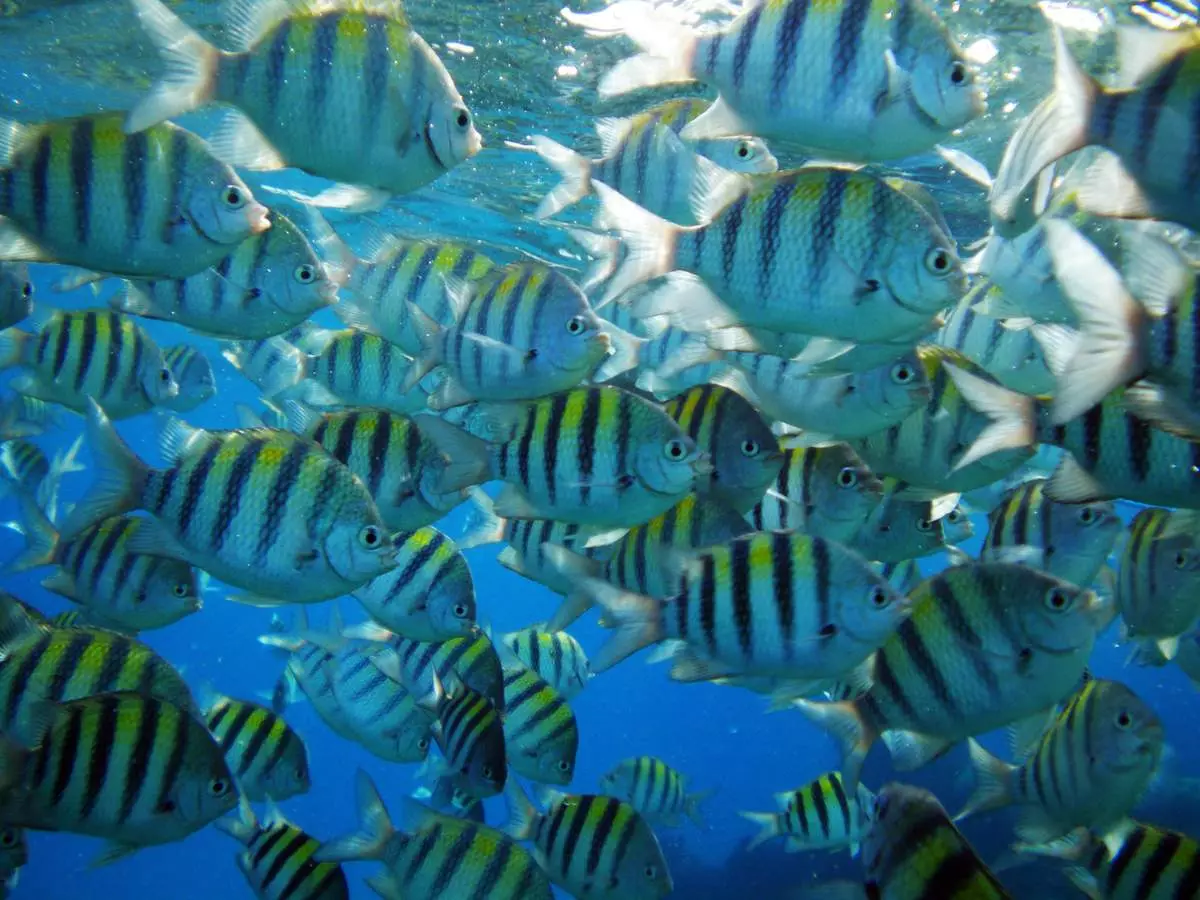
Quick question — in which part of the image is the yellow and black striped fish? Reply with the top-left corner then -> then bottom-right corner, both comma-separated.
741,771 -> 874,854
0,112 -> 267,277
501,663 -> 578,786
420,675 -> 507,801
1057,819 -> 1200,900
260,607 -> 358,742
330,642 -> 433,764
1115,507 -> 1200,663
390,631 -> 505,715
499,626 -> 590,700
204,692 -> 311,803
159,345 -> 215,414
601,756 -> 711,829
218,800 -> 348,900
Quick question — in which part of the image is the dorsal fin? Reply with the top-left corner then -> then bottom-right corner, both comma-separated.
225,0 -> 408,52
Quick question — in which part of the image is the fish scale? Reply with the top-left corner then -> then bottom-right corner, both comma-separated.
500,665 -> 578,785
747,444 -> 882,541
204,694 -> 310,803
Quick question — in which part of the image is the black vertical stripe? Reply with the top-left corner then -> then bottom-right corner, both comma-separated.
831,0 -> 872,106
218,703 -> 255,754
177,439 -> 222,539
256,440 -> 309,564
515,403 -> 536,490
811,776 -> 830,836
1082,405 -> 1104,470
810,172 -> 848,293
771,0 -> 809,105
921,845 -> 995,896
80,694 -> 118,818
262,831 -> 309,889
94,633 -> 130,692
212,438 -> 262,552
236,714 -> 274,778
1127,414 -> 1153,481
542,392 -> 569,507
73,312 -> 97,393
758,178 -> 791,298
367,413 -> 393,496
772,531 -> 795,656
277,845 -> 327,900
731,2 -> 762,89
543,802 -> 570,862
4,634 -> 51,728
730,537 -> 753,658
309,13 -> 338,129
156,705 -> 189,812
123,129 -> 148,249
50,317 -> 71,380
699,554 -> 717,651
1133,56 -> 1186,174
577,387 -> 601,508
87,515 -> 128,596
1106,826 -> 1146,894
559,795 -> 594,876
266,20 -> 293,112
49,632 -> 91,699
163,129 -> 189,245
69,117 -> 94,246
30,131 -> 52,237
51,702 -> 84,806
102,312 -> 126,396
473,832 -> 515,896
828,774 -> 851,837
812,537 -> 831,641
932,577 -> 999,701
719,195 -> 746,286
252,824 -> 289,867
586,798 -> 621,877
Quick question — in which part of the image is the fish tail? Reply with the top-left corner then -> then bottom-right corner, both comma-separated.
125,0 -> 222,134
541,543 -> 605,630
5,486 -> 59,573
502,776 -> 539,842
684,789 -> 715,828
0,328 -> 29,370
790,699 -> 876,793
592,182 -> 680,305
739,811 -> 782,852
41,434 -> 85,522
60,401 -> 151,538
586,578 -> 666,673
531,136 -> 593,219
458,488 -> 506,551
945,363 -> 1038,471
317,770 -> 398,864
956,738 -> 1017,821
561,3 -> 696,99
592,320 -> 644,383
214,795 -> 259,843
414,415 -> 494,495
400,302 -> 444,392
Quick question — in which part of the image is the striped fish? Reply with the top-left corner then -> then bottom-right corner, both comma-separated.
204,693 -> 311,803
218,799 -> 348,900
600,756 -> 711,829
0,112 -> 268,276
500,664 -> 578,785
0,691 -> 237,865
338,237 -> 496,356
596,167 -> 965,344
64,404 -> 397,604
330,643 -> 434,764
981,478 -> 1120,587
505,781 -> 673,900
855,783 -> 1011,899
432,385 -> 708,529
419,674 -> 507,801
589,530 -> 912,683
113,211 -> 337,340
544,493 -> 753,631
352,526 -> 477,642
159,345 -> 215,414
959,679 -> 1163,845
318,771 -> 554,900
0,392 -> 60,440
407,262 -> 613,410
532,97 -> 777,223
793,563 -> 1104,789
662,383 -> 781,513
853,488 -> 956,564
0,263 -> 31,330
0,439 -> 47,494
127,0 -> 480,194
0,594 -> 196,735
747,444 -> 883,542
498,626 -> 590,700
741,771 -> 874,853
935,296 -> 1055,396
389,632 -> 505,715
0,309 -> 179,418
577,0 -> 983,162
1059,819 -> 1200,900
631,322 -> 730,400
1116,507 -> 1200,662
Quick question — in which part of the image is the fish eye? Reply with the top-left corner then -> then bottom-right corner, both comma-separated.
172,583 -> 189,597
869,586 -> 890,608
566,315 -> 587,335
208,777 -> 231,796
482,765 -> 494,779
221,186 -> 246,209
0,831 -> 16,848
837,467 -> 858,488
359,525 -> 382,548
453,603 -> 469,618
557,759 -> 571,772
736,141 -> 751,159
20,282 -> 31,298
418,737 -> 430,751
454,107 -> 471,129
924,248 -> 953,276
1044,587 -> 1070,611
294,264 -> 317,284
1176,551 -> 1190,569
917,517 -> 933,533
1115,710 -> 1133,730
663,439 -> 687,461
890,363 -> 914,384
644,865 -> 658,879
160,367 -> 172,383
1078,507 -> 1096,525
740,438 -> 760,457
863,278 -> 881,293
950,61 -> 967,85
947,510 -> 961,523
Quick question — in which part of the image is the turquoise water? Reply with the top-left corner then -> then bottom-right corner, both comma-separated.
0,0 -> 1197,897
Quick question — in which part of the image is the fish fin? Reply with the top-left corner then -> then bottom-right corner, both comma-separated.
1156,635 -> 1181,661
936,145 -> 994,190
585,579 -> 665,672
428,375 -> 483,412
576,2 -> 696,99
1120,380 -> 1200,440
41,571 -> 82,602
43,434 -> 85,524
0,594 -> 44,658
684,788 -> 713,828
208,109 -> 286,171
400,303 -> 445,393
415,416 -> 493,494
502,775 -> 539,841
945,364 -> 1038,471
679,96 -> 752,142
1073,153 -> 1154,220
739,811 -> 781,851
1014,808 -> 1067,847
593,321 -> 644,383
124,0 -> 221,133
158,415 -> 210,466
306,183 -> 391,214
1029,324 -> 1079,380
989,25 -> 1097,228
1116,23 -> 1200,86
848,842 -> 860,859
668,647 -> 739,683
546,590 -> 596,632
1044,455 -> 1109,503
688,148 -> 747,225
1122,227 -> 1191,318
1043,220 -> 1145,424
592,182 -> 681,305
882,729 -> 953,771
214,794 -> 260,843
491,484 -> 543,520
627,271 -> 735,332
90,842 -> 143,868
225,593 -> 293,608
789,699 -> 875,792
458,488 -> 506,551
60,401 -> 150,538
0,328 -> 30,370
316,770 -> 398,863
956,738 -> 1017,820
0,223 -> 45,263
5,488 -> 58,573
0,119 -> 29,168
1008,708 -> 1056,761
531,135 -> 593,219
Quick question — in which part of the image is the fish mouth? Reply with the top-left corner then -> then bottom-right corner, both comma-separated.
246,202 -> 271,236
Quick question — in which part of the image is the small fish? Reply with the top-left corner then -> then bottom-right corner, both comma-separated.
159,344 -> 216,414
432,385 -> 708,528
318,771 -> 554,900
505,780 -> 673,900
1116,507 -> 1200,663
853,486 -> 959,564
958,679 -> 1163,846
0,435 -> 84,515
127,0 -> 481,196
113,210 -> 337,340
0,309 -> 179,418
533,97 -> 776,223
203,692 -> 311,803
351,526 -> 477,642
587,530 -> 911,683
390,631 -> 506,714
0,264 -> 31,330
741,771 -> 874,854
0,691 -> 236,866
417,674 -> 507,801
498,626 -> 591,700
0,393 -> 60,441
217,799 -> 348,900
500,663 -> 578,785
63,404 -> 397,605
793,563 -> 1105,788
600,756 -> 711,828
569,0 -> 983,162
0,112 -> 268,277
746,444 -> 884,542
981,478 -> 1121,587
662,383 -> 782,513
934,298 -> 1057,396
1036,820 -> 1200,900
330,642 -> 434,764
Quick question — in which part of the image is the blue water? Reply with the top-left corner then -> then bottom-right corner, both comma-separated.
0,0 -> 1198,897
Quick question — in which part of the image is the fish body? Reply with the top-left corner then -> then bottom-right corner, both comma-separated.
330,643 -> 433,763
422,676 -> 507,801
601,756 -> 710,828
1116,507 -> 1200,660
740,771 -> 873,853
262,612 -> 359,742
390,632 -> 505,714
935,300 -> 1055,395
852,489 -> 952,563
499,626 -> 590,699
204,694 -> 311,803
1063,820 -> 1200,900
160,345 -> 215,414
219,802 -> 348,900
500,665 -> 578,785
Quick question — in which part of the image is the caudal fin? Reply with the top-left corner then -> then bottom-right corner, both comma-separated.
586,578 -> 666,672
739,810 -> 782,851
316,770 -> 397,864
531,136 -> 593,219
955,738 -> 1017,821
5,487 -> 59,573
945,364 -> 1039,471
60,401 -> 150,539
592,183 -> 680,306
790,699 -> 877,792
125,0 -> 222,134
561,2 -> 697,99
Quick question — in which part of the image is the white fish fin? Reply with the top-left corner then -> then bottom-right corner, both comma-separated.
881,729 -> 953,771
927,492 -> 961,522
989,26 -> 1097,229
1123,228 -> 1191,318
1044,455 -> 1109,503
568,228 -> 622,294
1043,219 -> 1144,424
315,770 -> 397,864
1073,153 -> 1154,220
281,399 -> 320,436
1029,324 -> 1079,379
491,483 -> 544,520
945,364 -> 1038,471
679,96 -> 753,142
125,0 -> 221,134
983,545 -> 1047,569
705,326 -> 764,353
306,183 -> 391,214
501,776 -> 540,842
649,331 -> 720,382
52,268 -> 108,294
789,699 -> 875,792
580,578 -> 664,672
588,1 -> 697,99
1009,708 -> 1057,761
1116,23 -> 1200,87
0,119 -> 29,169
208,109 -> 286,171
458,487 -> 505,551
626,271 -> 735,331
0,222 -> 46,263
594,116 -> 634,157
428,374 -> 482,411
108,281 -> 159,318
1157,636 -> 1181,661
592,182 -> 680,305
413,415 -> 492,494
793,338 -> 857,369
739,811 -> 782,851
332,296 -> 378,333
687,147 -> 747,225
955,738 -> 1017,821
936,145 -> 994,190
125,518 -> 192,562
60,401 -> 151,538
6,486 -> 58,573
158,415 -> 210,466
593,321 -> 644,383
531,135 -> 593,220
90,842 -> 143,868
669,647 -> 739,683
1120,381 -> 1200,440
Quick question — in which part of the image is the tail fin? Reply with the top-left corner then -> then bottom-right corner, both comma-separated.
414,416 -> 493,494
685,788 -> 715,828
125,0 -> 222,134
945,364 -> 1038,471
458,488 -> 506,551
0,329 -> 29,370
739,811 -> 783,851
502,776 -> 540,841
541,543 -> 606,631
399,303 -> 445,393
316,770 -> 398,864
215,795 -> 260,844
5,488 -> 59,573
593,320 -> 644,383
42,434 -> 85,523
60,401 -> 150,539
585,578 -> 665,672
531,136 -> 594,219
955,738 -> 1017,821
592,183 -> 680,306
790,699 -> 877,792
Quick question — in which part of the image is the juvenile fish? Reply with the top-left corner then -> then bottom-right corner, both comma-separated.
498,625 -> 591,700
218,800 -> 348,900
1116,507 -> 1200,663
204,692 -> 311,803
600,756 -> 711,828
159,345 -> 216,414
741,771 -> 874,854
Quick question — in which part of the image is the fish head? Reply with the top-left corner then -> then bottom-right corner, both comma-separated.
884,218 -> 968,322
142,558 -> 203,617
803,447 -> 884,538
701,408 -> 781,512
461,727 -> 508,798
693,136 -> 778,174
266,744 -> 313,800
141,353 -> 181,406
857,495 -> 944,562
425,96 -> 482,171
1013,570 -> 1101,655
1088,682 -> 1165,775
162,349 -> 215,410
941,504 -> 975,544
427,584 -> 478,639
829,555 -> 913,648
856,352 -> 931,420
904,16 -> 986,131
324,511 -> 399,585
256,216 -> 340,316
527,742 -> 577,786
608,812 -> 673,899
635,429 -> 705,496
186,162 -> 270,246
1046,500 -> 1121,583
0,828 -> 26,872
1147,536 -> 1200,605
175,729 -> 239,827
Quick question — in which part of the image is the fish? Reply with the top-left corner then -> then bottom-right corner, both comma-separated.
159,345 -> 216,414
0,264 -> 31,331
499,662 -> 578,785
852,485 -> 961,564
389,631 -> 506,715
567,0 -> 984,162
429,385 -> 709,529
532,97 -> 777,223
330,642 -> 434,763
594,166 -> 966,344
63,403 -> 397,605
980,477 -> 1121,587
112,210 -> 338,340
600,756 -> 712,829
0,112 -> 268,276
0,393 -> 60,441
958,679 -> 1163,846
0,691 -> 237,866
661,383 -> 782,513
740,771 -> 873,854
498,626 -> 590,700
934,297 -> 1057,396
793,563 -> 1105,788
318,770 -> 554,900
0,434 -> 83,516
217,799 -> 348,900
504,780 -> 673,900
1115,507 -> 1200,663
0,309 -> 180,419
746,444 -> 884,542
587,530 -> 912,683
203,692 -> 311,803
126,0 -> 481,197
350,526 -> 477,642
416,673 -> 507,801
